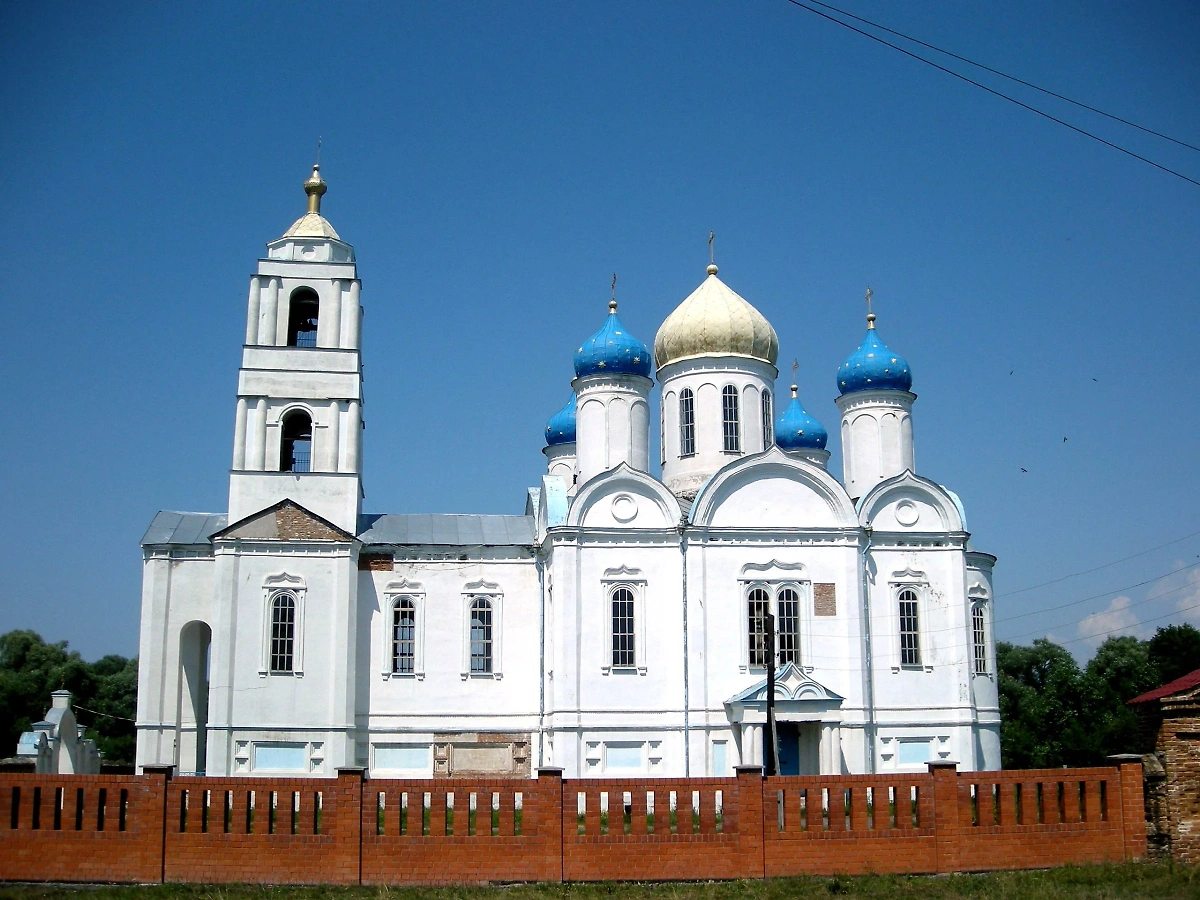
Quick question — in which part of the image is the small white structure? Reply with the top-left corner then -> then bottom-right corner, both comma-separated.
135,169 -> 1000,779
16,691 -> 102,774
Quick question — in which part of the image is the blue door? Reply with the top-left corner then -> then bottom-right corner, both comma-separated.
776,722 -> 800,775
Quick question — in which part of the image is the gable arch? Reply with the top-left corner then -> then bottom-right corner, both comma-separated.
689,446 -> 858,529
566,462 -> 682,529
857,470 -> 965,533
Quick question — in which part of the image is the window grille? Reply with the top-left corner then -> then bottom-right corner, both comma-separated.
972,605 -> 987,675
611,587 -> 636,667
777,587 -> 800,664
761,391 -> 773,449
270,593 -> 295,673
679,389 -> 696,456
722,386 -> 741,452
899,589 -> 921,667
287,290 -> 319,348
392,599 -> 416,674
469,599 -> 493,673
281,411 -> 312,473
747,588 -> 771,667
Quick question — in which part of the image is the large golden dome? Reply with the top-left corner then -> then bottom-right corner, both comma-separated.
653,266 -> 779,369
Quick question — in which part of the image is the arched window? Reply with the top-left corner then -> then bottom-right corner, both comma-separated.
679,389 -> 696,457
280,410 -> 312,473
898,589 -> 921,667
777,587 -> 800,664
722,385 -> 741,452
270,593 -> 296,673
469,598 -> 493,673
611,587 -> 636,668
972,604 -> 988,675
392,598 -> 416,675
287,288 -> 319,348
761,390 -> 773,449
747,588 -> 771,667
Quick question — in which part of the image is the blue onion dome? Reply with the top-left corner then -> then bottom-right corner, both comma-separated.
545,394 -> 577,446
775,384 -> 828,450
837,313 -> 912,394
573,301 -> 653,379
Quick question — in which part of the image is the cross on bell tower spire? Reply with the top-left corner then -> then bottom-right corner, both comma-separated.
865,286 -> 876,329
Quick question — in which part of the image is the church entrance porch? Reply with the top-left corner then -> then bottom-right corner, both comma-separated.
724,662 -> 846,775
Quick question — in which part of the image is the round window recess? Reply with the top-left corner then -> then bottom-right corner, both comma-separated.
301,244 -> 316,258
895,499 -> 920,527
611,494 -> 638,523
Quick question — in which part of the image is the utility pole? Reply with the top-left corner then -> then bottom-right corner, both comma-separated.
765,612 -> 780,776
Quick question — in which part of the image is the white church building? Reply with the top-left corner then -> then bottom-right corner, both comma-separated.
135,168 -> 1000,780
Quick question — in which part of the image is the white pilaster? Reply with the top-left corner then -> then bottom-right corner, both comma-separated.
244,276 -> 260,345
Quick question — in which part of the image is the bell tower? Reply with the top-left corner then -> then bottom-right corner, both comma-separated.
227,166 -> 364,533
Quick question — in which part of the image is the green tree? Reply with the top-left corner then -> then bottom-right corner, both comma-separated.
0,630 -> 137,764
997,638 -> 1095,768
1080,636 -> 1159,758
1147,623 -> 1200,686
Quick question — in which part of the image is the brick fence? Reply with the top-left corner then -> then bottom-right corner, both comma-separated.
0,760 -> 1145,885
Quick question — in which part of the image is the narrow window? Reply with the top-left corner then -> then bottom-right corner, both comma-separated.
611,587 -> 636,668
280,410 -> 312,473
679,389 -> 696,457
762,391 -> 773,449
899,589 -> 921,667
777,587 -> 800,664
392,598 -> 416,675
286,288 -> 319,348
747,588 -> 771,667
972,605 -> 988,675
469,599 -> 493,674
270,593 -> 296,673
722,386 -> 741,452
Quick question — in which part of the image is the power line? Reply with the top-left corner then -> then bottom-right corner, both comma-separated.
803,0 -> 1200,154
1060,599 -> 1200,646
1001,577 -> 1198,642
998,528 -> 1200,597
997,560 -> 1200,623
780,0 -> 1200,188
73,704 -> 136,724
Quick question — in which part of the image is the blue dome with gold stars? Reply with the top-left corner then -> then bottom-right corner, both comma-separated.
545,394 -> 577,446
775,386 -> 828,450
837,321 -> 911,395
574,301 -> 653,379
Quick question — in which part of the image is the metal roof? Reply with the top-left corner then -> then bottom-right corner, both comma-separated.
357,514 -> 535,547
142,511 -> 227,547
143,510 -> 536,549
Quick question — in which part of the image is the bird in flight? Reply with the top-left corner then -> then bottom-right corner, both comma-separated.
1020,467 -> 1028,473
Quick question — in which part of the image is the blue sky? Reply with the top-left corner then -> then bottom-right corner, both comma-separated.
1,1 -> 1197,662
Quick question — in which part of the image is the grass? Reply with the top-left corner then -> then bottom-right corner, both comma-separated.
0,864 -> 1196,900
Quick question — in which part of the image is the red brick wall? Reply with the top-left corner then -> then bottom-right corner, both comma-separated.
361,774 -> 561,885
763,772 -> 938,876
561,771 -> 762,882
162,771 -> 361,884
0,773 -> 165,883
0,763 -> 1145,884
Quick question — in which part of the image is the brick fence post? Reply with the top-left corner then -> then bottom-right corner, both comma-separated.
142,764 -> 174,884
1107,754 -> 1147,861
735,765 -> 765,880
536,768 -> 565,883
927,761 -> 960,874
335,767 -> 366,885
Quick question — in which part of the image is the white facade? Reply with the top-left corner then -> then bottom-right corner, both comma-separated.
135,170 -> 1001,779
